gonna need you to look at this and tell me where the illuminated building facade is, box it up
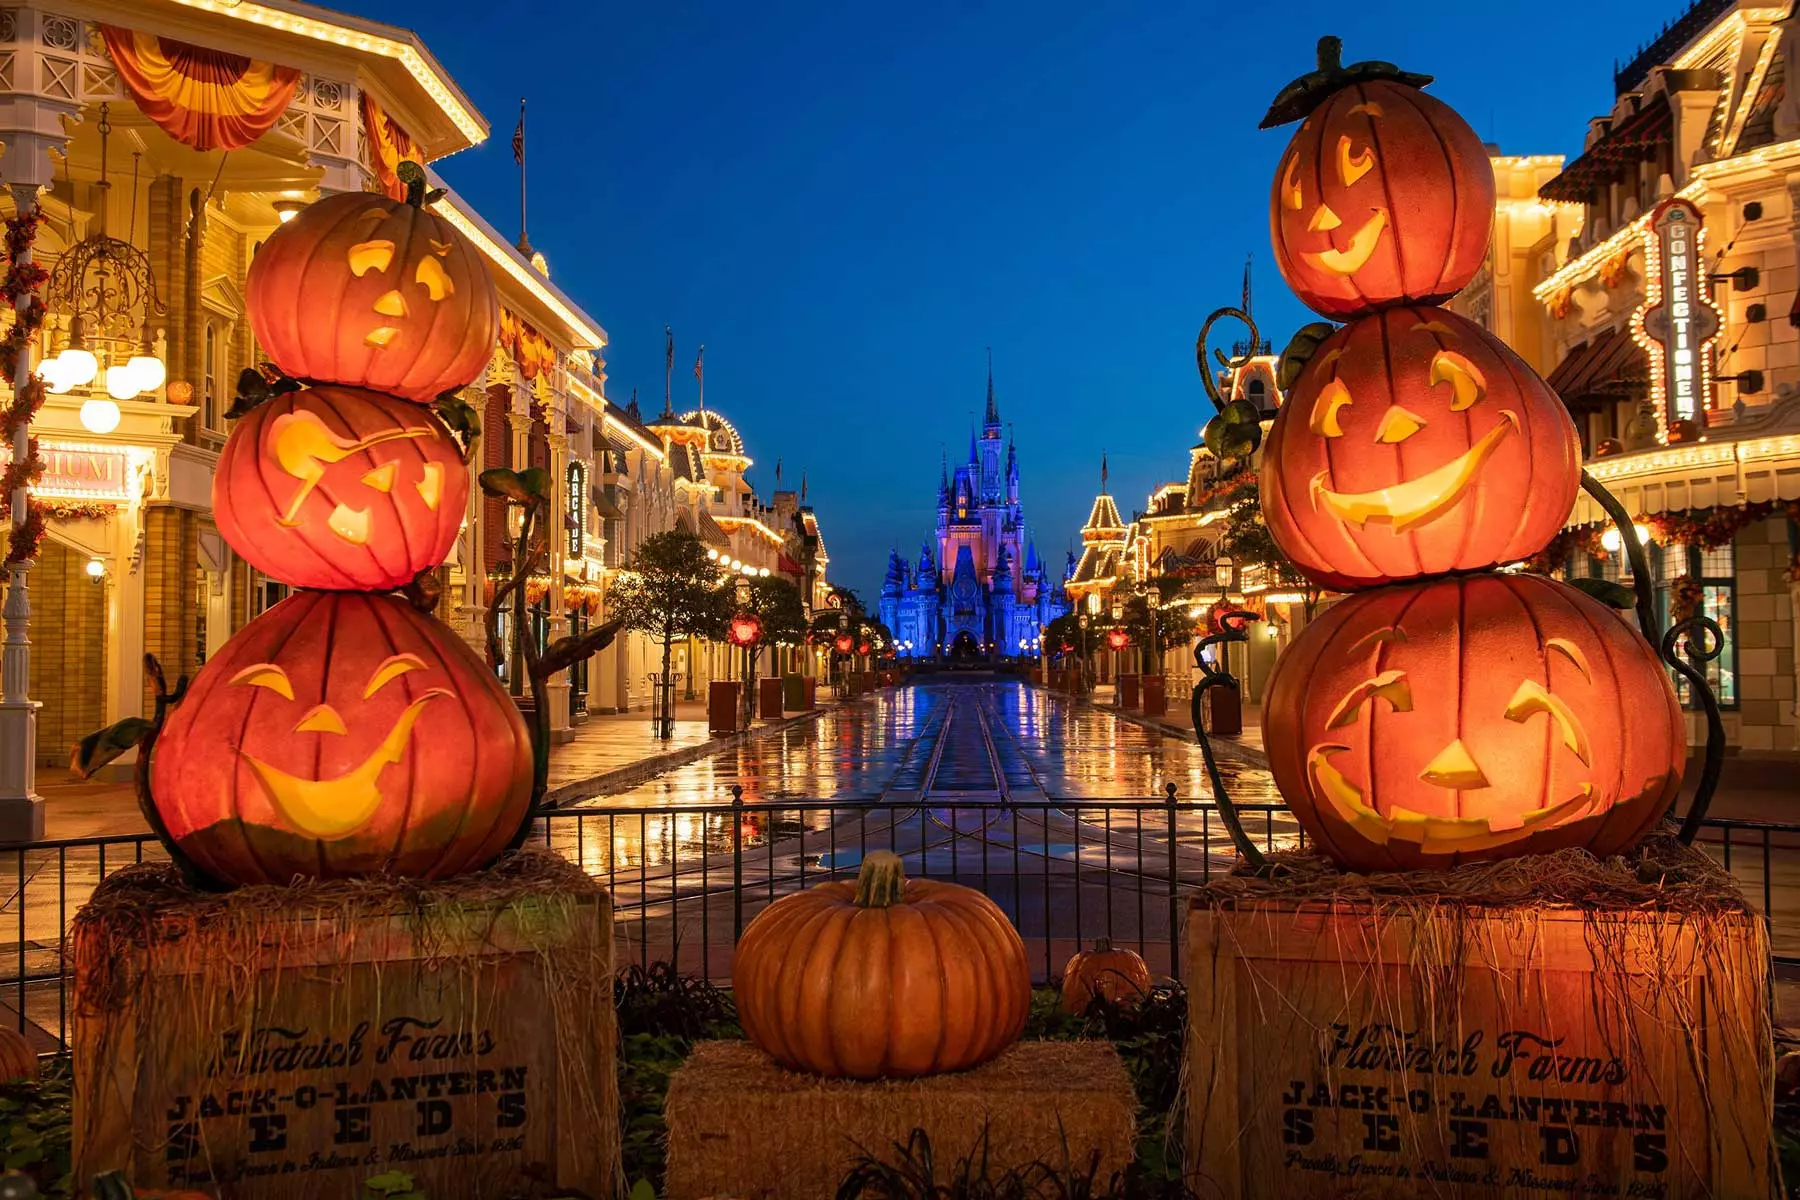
[1449,0,1800,751]
[880,370,1067,658]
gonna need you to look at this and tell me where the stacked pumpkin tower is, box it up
[150,164,533,885]
[1256,40,1687,870]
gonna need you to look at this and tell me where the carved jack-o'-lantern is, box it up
[1261,307,1581,591]
[151,590,533,885]
[246,182,498,402]
[1265,39,1493,320]
[213,386,469,591]
[1263,573,1684,872]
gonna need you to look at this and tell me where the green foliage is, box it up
[1566,576,1638,610]
[1277,321,1338,391]
[1,1058,70,1196]
[1043,614,1085,658]
[739,576,808,647]
[609,531,734,652]
[1115,593,1198,671]
[836,1126,1124,1199]
[615,963,741,1194]
[363,1170,428,1200]
[1211,467,1315,599]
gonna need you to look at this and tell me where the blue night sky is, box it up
[360,0,1660,599]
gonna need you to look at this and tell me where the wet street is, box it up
[8,676,1800,1045]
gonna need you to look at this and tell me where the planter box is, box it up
[782,673,805,712]
[708,680,741,734]
[1184,888,1771,1199]
[1142,675,1167,717]
[802,677,818,710]
[1118,674,1140,710]
[666,1041,1136,1199]
[73,854,615,1199]
[758,676,785,720]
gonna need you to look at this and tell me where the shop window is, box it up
[203,323,218,429]
[254,574,288,616]
[1676,543,1738,710]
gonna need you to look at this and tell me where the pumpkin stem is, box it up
[1317,35,1343,73]
[1092,936,1114,953]
[853,850,907,908]
[397,160,428,208]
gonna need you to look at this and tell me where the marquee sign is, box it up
[566,462,585,557]
[1634,198,1721,433]
[0,439,134,503]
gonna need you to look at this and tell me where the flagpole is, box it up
[695,345,706,415]
[664,326,674,416]
[513,97,531,256]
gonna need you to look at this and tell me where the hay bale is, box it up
[665,1040,1136,1199]
[72,851,616,1200]
[1184,834,1773,1199]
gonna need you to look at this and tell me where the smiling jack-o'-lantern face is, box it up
[1271,80,1494,320]
[151,590,532,885]
[213,385,470,591]
[1261,307,1581,592]
[246,190,498,402]
[1264,573,1684,872]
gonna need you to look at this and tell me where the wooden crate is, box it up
[1185,898,1772,1199]
[665,1041,1137,1199]
[73,854,615,1199]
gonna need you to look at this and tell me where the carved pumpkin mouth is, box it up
[242,688,451,840]
[1311,410,1518,533]
[1305,743,1602,855]
[1301,208,1388,276]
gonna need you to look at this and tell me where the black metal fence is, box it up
[4,799,1797,1050]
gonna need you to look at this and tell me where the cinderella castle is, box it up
[881,368,1070,660]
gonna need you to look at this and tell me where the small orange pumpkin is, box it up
[733,851,1029,1078]
[1060,937,1152,1014]
[0,1026,38,1084]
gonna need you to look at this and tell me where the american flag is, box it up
[511,99,525,165]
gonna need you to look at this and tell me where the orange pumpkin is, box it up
[1262,306,1581,591]
[1060,938,1152,1014]
[1266,40,1493,320]
[1263,573,1684,872]
[213,385,469,591]
[151,590,532,885]
[733,851,1029,1078]
[0,1026,37,1084]
[246,186,498,402]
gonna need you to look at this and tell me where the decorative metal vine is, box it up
[1190,611,1268,871]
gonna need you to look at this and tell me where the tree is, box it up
[1044,612,1092,690]
[1117,584,1199,674]
[726,575,809,717]
[608,530,732,737]
[1207,460,1322,619]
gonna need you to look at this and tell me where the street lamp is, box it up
[1214,555,1234,590]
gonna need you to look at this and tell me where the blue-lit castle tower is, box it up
[881,367,1069,659]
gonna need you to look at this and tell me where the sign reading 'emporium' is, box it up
[1636,198,1721,427]
[0,439,133,503]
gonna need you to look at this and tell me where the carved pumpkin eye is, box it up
[416,463,444,511]
[230,663,294,699]
[1309,378,1353,438]
[415,256,454,300]
[1282,156,1304,211]
[348,240,395,276]
[364,653,429,698]
[1325,668,1413,729]
[1337,136,1375,187]
[1430,350,1487,411]
[1503,678,1592,766]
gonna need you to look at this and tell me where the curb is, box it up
[543,700,847,806]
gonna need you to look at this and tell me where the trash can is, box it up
[708,681,741,735]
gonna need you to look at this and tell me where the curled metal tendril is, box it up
[1662,615,1726,843]
[1191,610,1267,871]
[1196,307,1262,415]
[1580,469,1726,845]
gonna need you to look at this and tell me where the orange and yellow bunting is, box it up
[361,93,423,201]
[101,25,300,153]
[499,309,557,381]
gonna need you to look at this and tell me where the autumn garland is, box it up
[0,209,49,566]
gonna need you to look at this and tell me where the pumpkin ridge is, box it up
[1496,574,1558,822]
[1562,581,1671,853]
[226,591,320,884]
[241,401,355,590]
[916,896,955,1075]
[308,386,405,582]
[936,897,996,1068]
[750,899,813,1068]
[794,903,851,1074]
[964,891,1028,1043]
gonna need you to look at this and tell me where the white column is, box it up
[0,176,44,840]
[544,430,572,742]
[451,383,486,653]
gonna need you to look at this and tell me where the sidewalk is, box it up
[25,693,839,842]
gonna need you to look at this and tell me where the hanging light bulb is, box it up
[105,362,142,401]
[36,357,69,395]
[79,397,121,434]
[126,333,165,392]
[58,319,97,387]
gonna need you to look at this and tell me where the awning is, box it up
[1567,432,1800,528]
[696,509,732,550]
[1540,97,1673,204]
[590,484,626,521]
[777,554,803,575]
[1546,327,1648,411]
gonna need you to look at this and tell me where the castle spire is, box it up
[1100,452,1109,492]
[984,347,1000,430]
